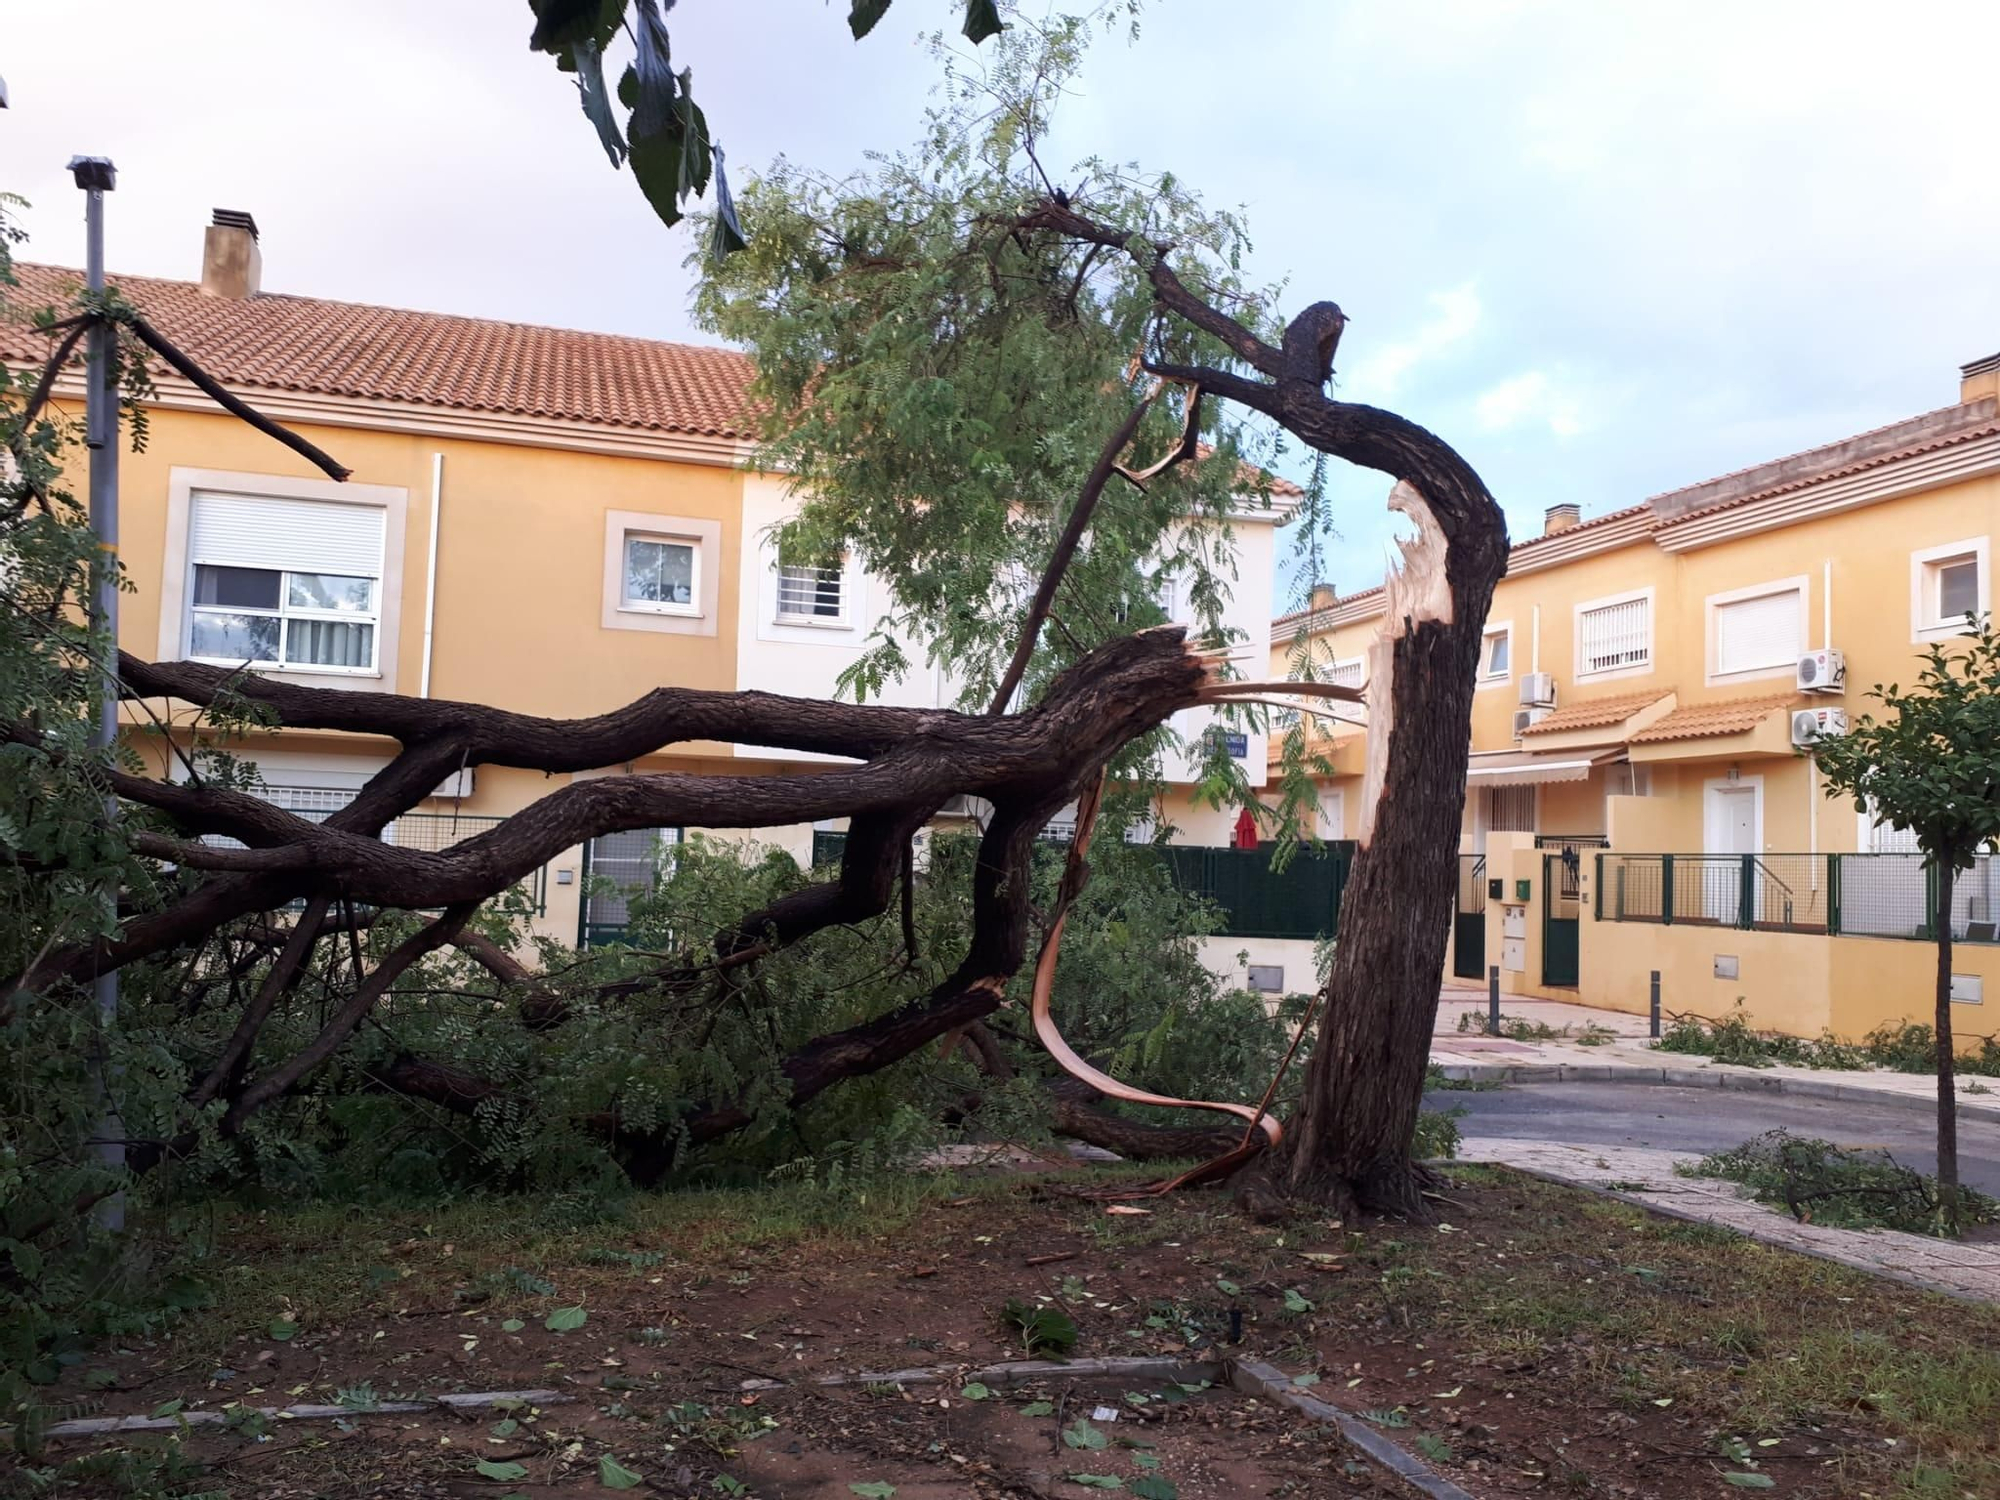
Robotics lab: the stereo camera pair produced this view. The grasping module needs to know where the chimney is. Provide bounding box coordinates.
[1307,581,1337,614]
[1543,502,1581,536]
[200,208,261,299]
[1963,351,2000,405]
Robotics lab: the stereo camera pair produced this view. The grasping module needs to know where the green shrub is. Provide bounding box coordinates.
[1686,1130,1999,1237]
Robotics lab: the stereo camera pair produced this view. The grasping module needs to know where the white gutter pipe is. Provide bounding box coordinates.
[419,452,443,698]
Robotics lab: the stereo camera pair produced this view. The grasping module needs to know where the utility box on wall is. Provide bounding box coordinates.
[1500,903,1527,972]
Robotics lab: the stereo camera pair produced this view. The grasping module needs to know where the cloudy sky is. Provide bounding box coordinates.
[6,0,1997,607]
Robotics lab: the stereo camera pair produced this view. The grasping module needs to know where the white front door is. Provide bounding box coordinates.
[1703,781,1759,921]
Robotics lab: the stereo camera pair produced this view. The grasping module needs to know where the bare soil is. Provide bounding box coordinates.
[16,1164,2000,1498]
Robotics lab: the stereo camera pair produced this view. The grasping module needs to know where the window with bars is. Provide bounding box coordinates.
[1486,784,1538,833]
[185,491,384,673]
[1710,582,1802,678]
[775,551,845,622]
[1576,592,1652,676]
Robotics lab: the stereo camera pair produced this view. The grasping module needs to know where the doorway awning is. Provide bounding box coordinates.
[1465,748,1624,789]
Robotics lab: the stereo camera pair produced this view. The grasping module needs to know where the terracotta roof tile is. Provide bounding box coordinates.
[4,262,760,439]
[1628,693,1797,744]
[1653,401,2000,526]
[1518,690,1669,736]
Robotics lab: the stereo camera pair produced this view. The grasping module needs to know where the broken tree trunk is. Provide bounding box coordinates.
[1020,200,1510,1216]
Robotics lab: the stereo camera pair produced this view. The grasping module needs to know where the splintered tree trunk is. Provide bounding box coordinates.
[1934,860,1960,1230]
[1279,480,1506,1218]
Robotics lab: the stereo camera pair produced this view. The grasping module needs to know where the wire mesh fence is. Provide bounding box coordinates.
[1597,852,1995,942]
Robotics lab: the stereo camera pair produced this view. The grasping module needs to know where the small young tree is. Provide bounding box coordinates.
[1812,614,2000,1229]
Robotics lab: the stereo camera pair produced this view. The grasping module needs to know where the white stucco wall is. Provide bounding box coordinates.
[733,473,949,765]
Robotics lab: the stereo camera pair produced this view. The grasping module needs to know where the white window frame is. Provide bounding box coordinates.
[186,564,382,677]
[619,531,702,618]
[1476,619,1514,690]
[1327,655,1366,725]
[1573,586,1655,682]
[1910,536,1989,643]
[601,510,721,638]
[1704,574,1808,686]
[157,468,408,693]
[769,541,860,632]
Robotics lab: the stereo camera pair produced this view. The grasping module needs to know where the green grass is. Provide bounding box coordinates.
[1410,1170,2000,1497]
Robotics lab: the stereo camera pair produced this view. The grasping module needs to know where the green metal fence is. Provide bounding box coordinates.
[809,830,1352,941]
[1155,842,1354,941]
[1596,852,1997,942]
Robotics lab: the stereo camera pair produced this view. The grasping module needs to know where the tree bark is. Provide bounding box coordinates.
[1935,860,1961,1230]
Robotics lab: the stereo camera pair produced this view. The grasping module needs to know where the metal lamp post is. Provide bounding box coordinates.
[68,153,124,1227]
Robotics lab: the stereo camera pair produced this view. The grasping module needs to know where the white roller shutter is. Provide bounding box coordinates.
[1714,588,1800,675]
[190,490,386,578]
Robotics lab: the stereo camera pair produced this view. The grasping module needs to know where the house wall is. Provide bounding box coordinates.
[82,403,749,730]
[1277,381,2000,1035]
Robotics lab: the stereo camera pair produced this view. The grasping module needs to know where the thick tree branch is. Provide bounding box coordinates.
[989,390,1161,715]
[1017,201,1285,376]
[124,314,352,482]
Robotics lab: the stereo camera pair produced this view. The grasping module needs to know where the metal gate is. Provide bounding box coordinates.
[1541,850,1581,987]
[1453,855,1486,980]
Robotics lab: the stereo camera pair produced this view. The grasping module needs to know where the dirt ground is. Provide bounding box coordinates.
[15,1163,2000,1498]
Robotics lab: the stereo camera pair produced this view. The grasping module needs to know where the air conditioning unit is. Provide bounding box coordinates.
[937,794,976,818]
[1519,672,1557,708]
[430,768,475,800]
[1796,647,1847,695]
[1791,707,1849,748]
[1512,706,1552,739]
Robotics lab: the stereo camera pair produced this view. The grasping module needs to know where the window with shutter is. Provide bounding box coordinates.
[1710,581,1803,679]
[185,491,385,673]
[1575,591,1652,677]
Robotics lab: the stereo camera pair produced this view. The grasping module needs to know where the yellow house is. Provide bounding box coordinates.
[1274,351,2000,1045]
[8,210,1298,957]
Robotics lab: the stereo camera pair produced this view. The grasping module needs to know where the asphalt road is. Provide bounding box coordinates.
[1425,1081,2000,1195]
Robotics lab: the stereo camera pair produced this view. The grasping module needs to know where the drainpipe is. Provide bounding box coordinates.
[1530,604,1541,673]
[419,452,442,697]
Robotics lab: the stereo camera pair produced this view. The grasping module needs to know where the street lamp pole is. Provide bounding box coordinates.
[69,153,124,1227]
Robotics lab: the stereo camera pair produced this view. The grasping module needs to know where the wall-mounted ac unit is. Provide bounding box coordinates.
[1790,707,1849,748]
[1512,706,1552,739]
[937,794,977,818]
[1796,647,1846,694]
[430,768,475,800]
[1519,672,1557,708]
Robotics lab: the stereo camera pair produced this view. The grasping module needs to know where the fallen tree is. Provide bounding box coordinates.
[4,22,1501,1236]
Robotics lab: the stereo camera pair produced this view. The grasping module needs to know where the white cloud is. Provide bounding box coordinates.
[1475,371,1584,438]
[1343,283,1481,399]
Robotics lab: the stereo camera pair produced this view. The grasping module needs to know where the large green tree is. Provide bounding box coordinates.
[1812,616,2000,1229]
[697,23,1509,1215]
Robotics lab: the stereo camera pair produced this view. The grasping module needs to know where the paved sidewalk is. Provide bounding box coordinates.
[1459,1137,2000,1304]
[1430,993,2000,1124]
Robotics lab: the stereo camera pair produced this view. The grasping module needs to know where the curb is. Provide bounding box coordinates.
[742,1354,1478,1498]
[31,1388,572,1439]
[1430,1056,2000,1122]
[1481,1160,1999,1308]
[1228,1359,1477,1500]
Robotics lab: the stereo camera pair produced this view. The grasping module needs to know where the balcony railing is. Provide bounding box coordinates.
[1596,852,1998,943]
